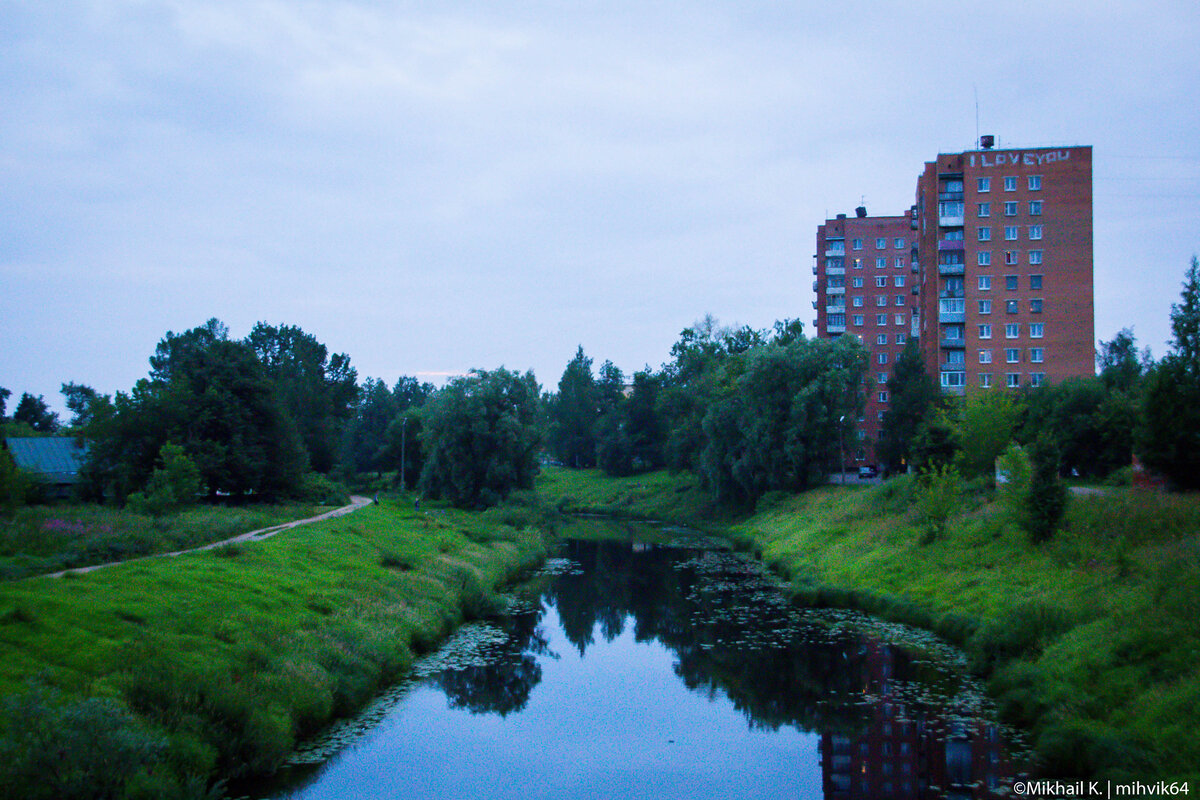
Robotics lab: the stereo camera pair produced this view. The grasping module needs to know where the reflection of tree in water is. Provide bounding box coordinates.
[434,605,552,717]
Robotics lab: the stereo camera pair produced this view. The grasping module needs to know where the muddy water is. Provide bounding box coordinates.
[248,520,1026,799]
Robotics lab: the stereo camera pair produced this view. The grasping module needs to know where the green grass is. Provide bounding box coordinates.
[0,503,332,580]
[536,466,731,530]
[0,498,551,798]
[539,467,1200,783]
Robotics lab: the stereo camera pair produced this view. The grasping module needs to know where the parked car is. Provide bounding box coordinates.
[857,465,878,480]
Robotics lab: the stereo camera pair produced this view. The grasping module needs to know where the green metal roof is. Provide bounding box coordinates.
[4,437,88,484]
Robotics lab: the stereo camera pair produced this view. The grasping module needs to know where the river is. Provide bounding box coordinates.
[244,518,1026,799]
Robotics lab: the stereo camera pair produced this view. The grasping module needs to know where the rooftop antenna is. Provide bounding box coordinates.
[974,85,980,149]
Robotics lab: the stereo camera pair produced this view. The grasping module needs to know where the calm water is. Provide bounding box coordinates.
[248,520,1025,800]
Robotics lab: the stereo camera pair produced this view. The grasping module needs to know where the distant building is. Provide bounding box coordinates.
[3,437,88,499]
[813,141,1094,467]
[915,143,1094,393]
[814,207,919,465]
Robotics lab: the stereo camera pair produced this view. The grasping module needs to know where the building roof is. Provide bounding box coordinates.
[4,437,88,484]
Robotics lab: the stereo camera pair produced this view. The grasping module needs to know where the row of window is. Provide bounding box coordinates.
[977,347,1046,364]
[978,298,1045,314]
[978,175,1043,193]
[978,201,1043,217]
[977,275,1043,291]
[851,237,907,250]
[978,225,1042,241]
[977,249,1042,266]
[977,321,1045,338]
[826,313,909,328]
[843,256,907,269]
[940,371,1047,389]
[845,295,908,308]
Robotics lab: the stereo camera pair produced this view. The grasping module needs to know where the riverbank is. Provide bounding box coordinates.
[0,497,551,799]
[536,467,1200,784]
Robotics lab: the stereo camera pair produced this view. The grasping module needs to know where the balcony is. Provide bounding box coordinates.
[811,300,818,309]
[811,265,817,275]
[825,265,845,276]
[938,311,965,324]
[826,285,845,295]
[812,280,818,292]
[939,288,964,299]
[827,323,846,334]
[939,214,965,227]
[911,263,920,274]
[938,263,965,276]
[940,338,966,349]
[938,239,965,251]
[824,245,845,257]
[826,305,846,315]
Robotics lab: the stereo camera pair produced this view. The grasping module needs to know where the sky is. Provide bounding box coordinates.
[3,1,1199,413]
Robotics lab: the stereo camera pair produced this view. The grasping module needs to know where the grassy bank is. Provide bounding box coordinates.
[0,503,331,580]
[537,467,1200,783]
[0,496,552,799]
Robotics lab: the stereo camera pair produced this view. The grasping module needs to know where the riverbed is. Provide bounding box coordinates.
[244,518,1026,799]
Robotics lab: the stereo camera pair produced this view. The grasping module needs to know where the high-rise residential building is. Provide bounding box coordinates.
[814,207,918,463]
[915,143,1093,394]
[813,141,1094,468]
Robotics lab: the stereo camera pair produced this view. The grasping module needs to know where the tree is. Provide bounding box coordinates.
[340,378,397,477]
[878,338,941,474]
[1140,258,1200,489]
[956,390,1021,480]
[1025,437,1068,542]
[419,368,543,508]
[125,443,202,516]
[245,323,358,473]
[1097,328,1150,392]
[60,383,104,430]
[548,347,599,468]
[0,387,10,420]
[13,394,59,433]
[378,377,435,489]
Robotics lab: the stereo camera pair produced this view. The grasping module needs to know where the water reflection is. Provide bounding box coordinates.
[257,529,1024,800]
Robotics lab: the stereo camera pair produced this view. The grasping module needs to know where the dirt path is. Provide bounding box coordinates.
[45,495,374,579]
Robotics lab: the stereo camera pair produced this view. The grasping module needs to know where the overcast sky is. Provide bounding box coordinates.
[3,1,1198,412]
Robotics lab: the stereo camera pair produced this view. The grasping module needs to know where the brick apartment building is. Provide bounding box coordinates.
[814,141,1094,467]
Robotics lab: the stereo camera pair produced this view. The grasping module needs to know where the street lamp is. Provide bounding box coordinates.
[838,414,846,485]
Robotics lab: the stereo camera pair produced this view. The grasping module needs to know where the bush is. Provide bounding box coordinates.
[915,463,961,543]
[126,444,202,517]
[292,472,351,506]
[1027,438,1069,543]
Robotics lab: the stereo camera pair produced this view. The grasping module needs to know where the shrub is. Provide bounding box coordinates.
[1027,438,1069,543]
[292,472,351,506]
[915,463,961,543]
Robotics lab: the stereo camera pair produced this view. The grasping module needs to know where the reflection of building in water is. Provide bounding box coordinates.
[818,638,1012,799]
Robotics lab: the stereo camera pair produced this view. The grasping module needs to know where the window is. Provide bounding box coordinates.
[1029,250,1043,265]
[879,391,889,402]
[876,334,888,345]
[1029,200,1043,216]
[1030,322,1044,338]
[1029,224,1043,240]
[977,202,991,217]
[978,177,991,192]
[978,226,992,242]
[875,276,888,288]
[852,238,863,250]
[1006,300,1019,314]
[852,277,863,288]
[1006,348,1020,363]
[1030,298,1043,313]
[1004,201,1018,216]
[1030,347,1044,363]
[1006,323,1019,338]
[876,257,887,268]
[1031,372,1046,387]
[980,373,993,388]
[894,238,905,249]
[877,314,888,325]
[1005,250,1019,265]
[853,258,863,269]
[852,296,864,307]
[1030,274,1043,290]
[894,275,905,287]
[896,295,905,306]
[979,299,992,314]
[941,371,966,388]
[896,333,906,345]
[978,251,992,266]
[940,297,965,314]
[894,313,906,325]
[827,313,845,328]
[1007,373,1021,388]
[1004,274,1019,290]
[1029,175,1042,191]
[895,256,905,268]
[946,350,965,365]
[852,314,864,327]
[978,276,992,290]
[1004,176,1017,191]
[944,229,964,240]
[877,411,886,420]
[877,373,888,385]
[979,324,992,338]
[876,296,888,307]
[876,237,887,249]
[1005,226,1019,241]
[878,352,889,365]
[979,350,992,363]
